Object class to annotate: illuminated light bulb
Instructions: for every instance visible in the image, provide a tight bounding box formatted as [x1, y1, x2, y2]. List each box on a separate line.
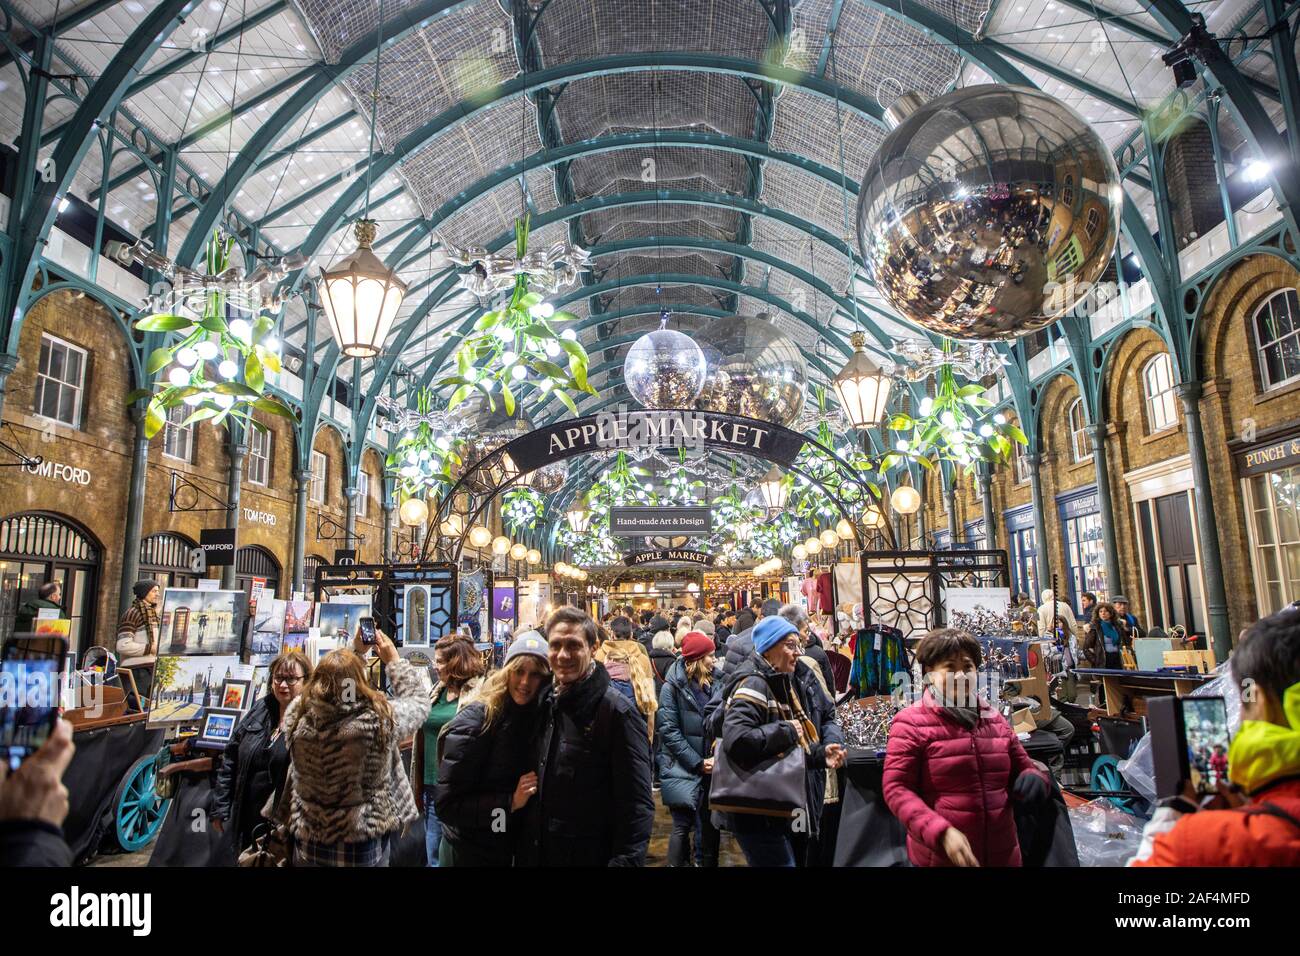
[805, 536, 822, 555]
[526, 548, 541, 564]
[560, 329, 577, 341]
[481, 377, 495, 392]
[538, 379, 552, 393]
[979, 423, 994, 438]
[835, 518, 855, 539]
[491, 535, 511, 555]
[494, 324, 515, 343]
[182, 393, 204, 406]
[218, 359, 238, 380]
[919, 397, 934, 417]
[792, 544, 808, 561]
[510, 543, 528, 561]
[531, 302, 555, 318]
[993, 413, 1007, 425]
[895, 439, 909, 452]
[468, 525, 493, 548]
[820, 529, 840, 548]
[500, 350, 517, 366]
[511, 365, 527, 381]
[543, 340, 560, 357]
[195, 340, 220, 361]
[214, 393, 235, 409]
[399, 497, 428, 526]
[940, 411, 957, 429]
[263, 337, 279, 352]
[229, 318, 252, 341]
[176, 347, 199, 368]
[167, 366, 190, 387]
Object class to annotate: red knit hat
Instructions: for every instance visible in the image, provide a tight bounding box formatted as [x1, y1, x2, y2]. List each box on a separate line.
[680, 631, 714, 661]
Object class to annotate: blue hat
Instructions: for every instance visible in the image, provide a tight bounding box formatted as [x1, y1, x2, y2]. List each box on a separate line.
[505, 630, 549, 665]
[753, 615, 799, 655]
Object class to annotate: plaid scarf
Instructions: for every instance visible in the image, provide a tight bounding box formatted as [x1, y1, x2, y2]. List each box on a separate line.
[119, 599, 160, 652]
[732, 658, 820, 752]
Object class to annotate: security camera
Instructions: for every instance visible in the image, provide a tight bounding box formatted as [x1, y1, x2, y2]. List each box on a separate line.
[104, 240, 134, 266]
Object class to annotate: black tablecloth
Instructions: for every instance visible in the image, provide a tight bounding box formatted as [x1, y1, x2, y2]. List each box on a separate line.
[64, 720, 164, 864]
[834, 729, 1078, 867]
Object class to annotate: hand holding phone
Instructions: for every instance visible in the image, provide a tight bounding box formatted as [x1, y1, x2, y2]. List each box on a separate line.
[357, 617, 377, 646]
[0, 717, 74, 828]
[1, 637, 68, 772]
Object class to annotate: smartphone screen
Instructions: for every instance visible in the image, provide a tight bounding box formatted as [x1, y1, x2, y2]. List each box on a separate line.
[358, 617, 377, 646]
[1180, 696, 1231, 795]
[1, 637, 68, 771]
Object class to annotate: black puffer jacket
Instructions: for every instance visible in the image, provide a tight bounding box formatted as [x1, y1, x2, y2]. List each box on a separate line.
[517, 663, 654, 866]
[433, 696, 543, 867]
[213, 695, 287, 853]
[711, 652, 842, 837]
[702, 627, 754, 731]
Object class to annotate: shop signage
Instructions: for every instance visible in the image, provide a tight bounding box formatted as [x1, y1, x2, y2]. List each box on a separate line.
[610, 506, 711, 536]
[243, 508, 277, 526]
[499, 410, 806, 475]
[199, 527, 237, 567]
[334, 548, 357, 565]
[22, 458, 91, 486]
[623, 549, 715, 567]
[1238, 432, 1300, 477]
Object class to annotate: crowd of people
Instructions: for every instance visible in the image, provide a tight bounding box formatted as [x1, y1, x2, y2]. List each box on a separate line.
[3, 595, 1299, 868]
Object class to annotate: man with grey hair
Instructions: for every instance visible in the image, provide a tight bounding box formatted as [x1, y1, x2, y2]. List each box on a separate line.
[779, 603, 835, 694]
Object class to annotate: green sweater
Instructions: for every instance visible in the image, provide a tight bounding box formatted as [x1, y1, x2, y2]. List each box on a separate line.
[422, 689, 459, 786]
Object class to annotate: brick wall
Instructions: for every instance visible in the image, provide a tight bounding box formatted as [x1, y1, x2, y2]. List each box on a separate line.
[1163, 119, 1225, 249]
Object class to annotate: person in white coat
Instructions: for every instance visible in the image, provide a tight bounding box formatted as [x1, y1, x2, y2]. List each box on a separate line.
[1037, 588, 1077, 637]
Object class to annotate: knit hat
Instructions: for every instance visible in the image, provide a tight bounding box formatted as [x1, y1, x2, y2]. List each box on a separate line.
[505, 630, 549, 665]
[133, 579, 159, 600]
[680, 631, 714, 662]
[753, 615, 799, 655]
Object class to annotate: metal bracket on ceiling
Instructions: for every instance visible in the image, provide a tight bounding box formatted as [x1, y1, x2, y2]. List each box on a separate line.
[168, 470, 231, 513]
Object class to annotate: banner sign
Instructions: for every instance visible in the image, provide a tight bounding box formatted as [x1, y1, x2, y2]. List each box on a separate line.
[199, 527, 237, 567]
[334, 548, 357, 565]
[501, 410, 806, 475]
[623, 549, 715, 567]
[1238, 430, 1300, 477]
[610, 506, 712, 537]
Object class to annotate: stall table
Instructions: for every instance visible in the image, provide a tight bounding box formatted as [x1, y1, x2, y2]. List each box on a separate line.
[1074, 668, 1214, 720]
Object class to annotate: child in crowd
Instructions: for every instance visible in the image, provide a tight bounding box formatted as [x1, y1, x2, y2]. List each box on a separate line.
[882, 629, 1051, 867]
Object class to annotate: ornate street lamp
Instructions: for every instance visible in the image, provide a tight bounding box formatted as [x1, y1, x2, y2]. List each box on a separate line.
[318, 220, 408, 357]
[833, 331, 893, 429]
[757, 466, 790, 511]
[565, 504, 590, 534]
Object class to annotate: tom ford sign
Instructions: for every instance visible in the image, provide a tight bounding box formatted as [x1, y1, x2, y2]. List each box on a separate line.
[501, 410, 807, 475]
[22, 459, 91, 486]
[610, 506, 712, 537]
[624, 549, 715, 567]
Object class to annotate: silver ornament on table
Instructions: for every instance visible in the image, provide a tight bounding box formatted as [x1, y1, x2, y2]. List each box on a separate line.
[856, 85, 1122, 341]
[623, 317, 708, 409]
[693, 314, 807, 426]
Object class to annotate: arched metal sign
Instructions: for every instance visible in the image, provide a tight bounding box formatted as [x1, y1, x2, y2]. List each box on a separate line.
[623, 549, 715, 567]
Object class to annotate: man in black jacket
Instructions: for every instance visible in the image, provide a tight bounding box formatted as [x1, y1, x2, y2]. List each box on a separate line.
[0, 718, 74, 867]
[519, 606, 654, 866]
[703, 598, 782, 734]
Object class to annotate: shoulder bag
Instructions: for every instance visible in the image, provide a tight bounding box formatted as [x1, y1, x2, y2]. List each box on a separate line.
[707, 684, 807, 818]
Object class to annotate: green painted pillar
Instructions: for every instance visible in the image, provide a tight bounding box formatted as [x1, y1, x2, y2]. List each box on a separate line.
[944, 476, 960, 544]
[1085, 423, 1125, 602]
[344, 487, 357, 552]
[118, 407, 149, 617]
[291, 468, 309, 595]
[916, 469, 929, 548]
[223, 439, 246, 591]
[382, 500, 395, 564]
[978, 464, 997, 550]
[1175, 381, 1231, 659]
[1026, 453, 1051, 599]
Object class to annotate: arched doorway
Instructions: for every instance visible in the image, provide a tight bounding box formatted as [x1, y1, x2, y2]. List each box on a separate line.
[236, 546, 281, 601]
[139, 532, 201, 592]
[303, 554, 329, 592]
[0, 511, 100, 651]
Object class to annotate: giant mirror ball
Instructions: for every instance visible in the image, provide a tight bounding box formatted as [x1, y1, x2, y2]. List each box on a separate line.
[856, 85, 1123, 340]
[693, 315, 807, 426]
[623, 326, 708, 409]
[454, 397, 532, 477]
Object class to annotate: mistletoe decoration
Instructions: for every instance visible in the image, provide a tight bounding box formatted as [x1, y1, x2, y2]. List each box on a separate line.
[883, 358, 1026, 473]
[437, 216, 597, 417]
[502, 487, 545, 532]
[126, 230, 294, 438]
[386, 387, 463, 497]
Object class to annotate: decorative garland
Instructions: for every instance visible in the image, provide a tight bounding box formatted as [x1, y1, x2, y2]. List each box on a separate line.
[386, 387, 464, 497]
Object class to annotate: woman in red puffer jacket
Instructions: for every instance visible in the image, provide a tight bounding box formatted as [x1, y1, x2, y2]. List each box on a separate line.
[883, 629, 1050, 867]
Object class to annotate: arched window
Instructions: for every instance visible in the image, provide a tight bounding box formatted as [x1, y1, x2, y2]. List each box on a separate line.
[1142, 353, 1179, 433]
[236, 546, 281, 601]
[139, 532, 200, 592]
[1254, 289, 1300, 390]
[1068, 399, 1092, 464]
[0, 512, 99, 651]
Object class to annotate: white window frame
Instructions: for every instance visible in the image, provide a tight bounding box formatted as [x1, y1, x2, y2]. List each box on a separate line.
[246, 427, 271, 486]
[356, 470, 370, 518]
[33, 333, 87, 428]
[162, 404, 194, 462]
[309, 450, 327, 504]
[1013, 438, 1031, 484]
[1068, 398, 1092, 464]
[1142, 353, 1179, 434]
[1254, 289, 1300, 391]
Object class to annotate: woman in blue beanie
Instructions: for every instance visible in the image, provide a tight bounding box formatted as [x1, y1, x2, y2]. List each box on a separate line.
[712, 615, 845, 867]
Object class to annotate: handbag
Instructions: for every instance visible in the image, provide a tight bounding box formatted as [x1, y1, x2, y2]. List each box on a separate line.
[238, 766, 295, 867]
[708, 737, 807, 818]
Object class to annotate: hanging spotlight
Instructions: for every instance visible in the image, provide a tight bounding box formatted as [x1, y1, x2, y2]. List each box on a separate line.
[757, 466, 790, 511]
[318, 220, 408, 357]
[891, 485, 922, 515]
[833, 331, 893, 429]
[468, 525, 493, 549]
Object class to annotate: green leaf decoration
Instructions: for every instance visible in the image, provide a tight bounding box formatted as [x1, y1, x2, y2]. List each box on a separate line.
[147, 348, 174, 375]
[181, 406, 223, 428]
[252, 396, 296, 419]
[125, 388, 153, 404]
[244, 352, 265, 393]
[136, 314, 192, 332]
[213, 381, 260, 398]
[144, 399, 166, 439]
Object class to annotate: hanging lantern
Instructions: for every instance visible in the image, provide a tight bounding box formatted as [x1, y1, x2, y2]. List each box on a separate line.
[565, 505, 590, 534]
[805, 536, 823, 555]
[510, 543, 528, 561]
[835, 517, 855, 540]
[468, 525, 493, 549]
[439, 513, 465, 537]
[318, 219, 408, 358]
[757, 466, 789, 511]
[399, 497, 428, 527]
[862, 504, 885, 528]
[791, 543, 808, 561]
[623, 323, 708, 409]
[819, 528, 840, 549]
[833, 331, 893, 429]
[891, 485, 922, 515]
[491, 535, 512, 555]
[526, 548, 541, 564]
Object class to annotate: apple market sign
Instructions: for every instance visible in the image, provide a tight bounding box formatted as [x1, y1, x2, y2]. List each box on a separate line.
[623, 549, 715, 567]
[23, 458, 91, 486]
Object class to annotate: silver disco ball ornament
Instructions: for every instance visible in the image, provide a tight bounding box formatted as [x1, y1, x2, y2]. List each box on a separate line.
[452, 398, 532, 483]
[527, 460, 567, 495]
[693, 315, 806, 426]
[856, 86, 1122, 340]
[623, 325, 708, 409]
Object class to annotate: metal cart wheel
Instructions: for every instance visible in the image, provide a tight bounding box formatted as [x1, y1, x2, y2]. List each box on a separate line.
[1090, 754, 1140, 815]
[113, 754, 170, 852]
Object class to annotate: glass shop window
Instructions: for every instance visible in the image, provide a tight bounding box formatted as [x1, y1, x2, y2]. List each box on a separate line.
[1013, 437, 1031, 484]
[310, 450, 327, 504]
[247, 427, 271, 486]
[162, 404, 194, 462]
[1064, 510, 1108, 607]
[1068, 398, 1092, 464]
[1246, 467, 1300, 613]
[1142, 353, 1179, 433]
[33, 334, 87, 428]
[356, 470, 370, 519]
[1254, 289, 1300, 391]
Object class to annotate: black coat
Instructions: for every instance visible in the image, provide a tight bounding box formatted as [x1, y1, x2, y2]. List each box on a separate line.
[0, 821, 71, 866]
[517, 663, 654, 867]
[649, 648, 677, 693]
[433, 697, 543, 866]
[712, 652, 843, 837]
[802, 636, 836, 698]
[703, 627, 755, 731]
[212, 696, 287, 853]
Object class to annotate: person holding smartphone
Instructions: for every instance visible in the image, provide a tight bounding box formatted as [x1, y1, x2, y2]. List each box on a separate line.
[1130, 608, 1300, 866]
[0, 717, 75, 866]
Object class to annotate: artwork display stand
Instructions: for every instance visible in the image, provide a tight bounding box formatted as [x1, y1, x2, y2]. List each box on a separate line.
[311, 562, 458, 647]
[858, 549, 1011, 640]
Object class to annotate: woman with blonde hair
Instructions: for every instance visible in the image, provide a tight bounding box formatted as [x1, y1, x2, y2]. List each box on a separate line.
[433, 631, 552, 866]
[411, 633, 485, 866]
[656, 631, 722, 866]
[278, 628, 429, 866]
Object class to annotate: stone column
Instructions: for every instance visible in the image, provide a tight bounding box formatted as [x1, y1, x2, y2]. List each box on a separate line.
[222, 440, 246, 590]
[291, 468, 310, 595]
[1026, 453, 1051, 597]
[119, 408, 149, 616]
[1175, 381, 1231, 658]
[0, 353, 19, 420]
[978, 464, 997, 550]
[944, 476, 959, 544]
[1085, 423, 1124, 601]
